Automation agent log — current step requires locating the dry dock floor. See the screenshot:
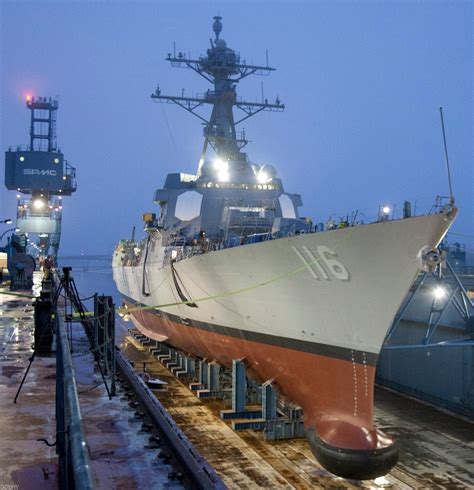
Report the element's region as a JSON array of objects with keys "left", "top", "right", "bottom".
[
  {"left": 123, "top": 333, "right": 474, "bottom": 489},
  {"left": 1, "top": 277, "right": 473, "bottom": 489}
]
